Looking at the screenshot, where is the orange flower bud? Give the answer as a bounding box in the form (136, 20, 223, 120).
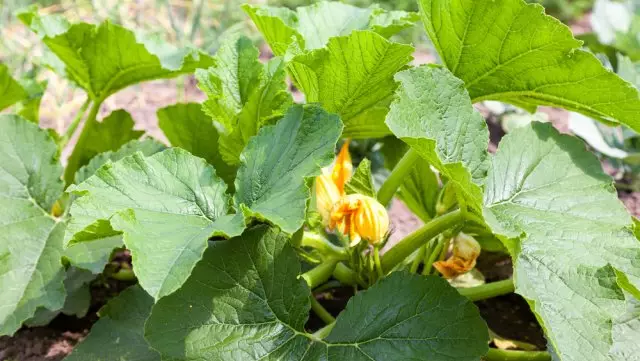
(331, 140, 352, 193)
(330, 194, 389, 247)
(433, 233, 481, 279)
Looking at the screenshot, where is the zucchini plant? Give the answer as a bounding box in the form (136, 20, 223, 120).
(1, 1, 639, 360)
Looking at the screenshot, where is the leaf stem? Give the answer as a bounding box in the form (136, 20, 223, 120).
(58, 98, 91, 150)
(483, 348, 551, 361)
(301, 260, 338, 290)
(63, 96, 105, 184)
(312, 322, 335, 339)
(422, 236, 445, 276)
(301, 232, 349, 261)
(310, 297, 336, 325)
(382, 210, 462, 272)
(373, 247, 383, 278)
(377, 148, 420, 205)
(409, 245, 426, 274)
(458, 279, 515, 302)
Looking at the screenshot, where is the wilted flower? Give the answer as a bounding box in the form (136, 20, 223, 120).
(315, 141, 352, 224)
(433, 233, 481, 279)
(329, 194, 389, 247)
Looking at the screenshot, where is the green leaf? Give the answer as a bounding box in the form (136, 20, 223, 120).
(386, 65, 489, 214)
(345, 158, 376, 197)
(64, 235, 122, 274)
(397, 160, 439, 222)
(26, 267, 95, 326)
(145, 225, 488, 360)
(15, 77, 47, 123)
(19, 9, 214, 101)
(234, 104, 342, 233)
(195, 36, 292, 165)
(419, 0, 640, 131)
(64, 285, 160, 361)
(0, 115, 66, 336)
(0, 64, 27, 111)
(290, 31, 414, 138)
(67, 148, 244, 300)
(157, 103, 236, 185)
(611, 294, 640, 359)
(483, 122, 640, 361)
(243, 2, 417, 55)
(74, 138, 166, 184)
(65, 109, 144, 184)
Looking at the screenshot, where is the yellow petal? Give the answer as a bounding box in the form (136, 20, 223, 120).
(316, 173, 342, 224)
(330, 194, 388, 247)
(332, 140, 353, 193)
(433, 233, 481, 279)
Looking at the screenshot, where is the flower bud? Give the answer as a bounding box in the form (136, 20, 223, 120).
(330, 194, 389, 247)
(331, 140, 353, 193)
(315, 172, 342, 224)
(433, 233, 481, 279)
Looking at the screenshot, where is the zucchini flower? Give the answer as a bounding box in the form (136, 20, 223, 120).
(329, 194, 389, 247)
(315, 141, 352, 224)
(433, 233, 481, 279)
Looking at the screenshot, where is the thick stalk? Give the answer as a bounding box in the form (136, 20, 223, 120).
(382, 210, 462, 272)
(377, 148, 421, 205)
(409, 245, 427, 274)
(301, 260, 338, 290)
(310, 297, 335, 325)
(59, 98, 91, 149)
(458, 279, 515, 302)
(483, 348, 551, 361)
(333, 262, 366, 288)
(301, 232, 348, 261)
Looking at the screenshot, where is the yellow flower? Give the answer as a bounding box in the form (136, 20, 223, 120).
(315, 141, 353, 224)
(329, 194, 389, 247)
(433, 233, 481, 279)
(316, 172, 342, 224)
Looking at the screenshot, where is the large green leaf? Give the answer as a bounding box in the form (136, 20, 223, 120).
(157, 103, 236, 185)
(67, 148, 244, 300)
(484, 123, 640, 361)
(386, 65, 489, 214)
(0, 115, 66, 336)
(19, 9, 214, 101)
(234, 104, 342, 233)
(196, 36, 292, 166)
(0, 64, 27, 111)
(290, 31, 414, 138)
(65, 285, 160, 361)
(68, 139, 165, 274)
(419, 0, 640, 131)
(75, 138, 166, 184)
(243, 2, 418, 55)
(65, 109, 144, 184)
(145, 225, 488, 360)
(397, 160, 439, 222)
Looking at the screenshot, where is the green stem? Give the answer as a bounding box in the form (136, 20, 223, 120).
(422, 236, 445, 276)
(301, 232, 349, 261)
(409, 245, 426, 274)
(301, 260, 338, 290)
(382, 210, 462, 272)
(333, 262, 366, 288)
(310, 297, 335, 325)
(58, 98, 91, 149)
(312, 322, 335, 339)
(458, 279, 515, 302)
(483, 348, 551, 361)
(373, 247, 383, 279)
(377, 148, 421, 206)
(64, 97, 104, 184)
